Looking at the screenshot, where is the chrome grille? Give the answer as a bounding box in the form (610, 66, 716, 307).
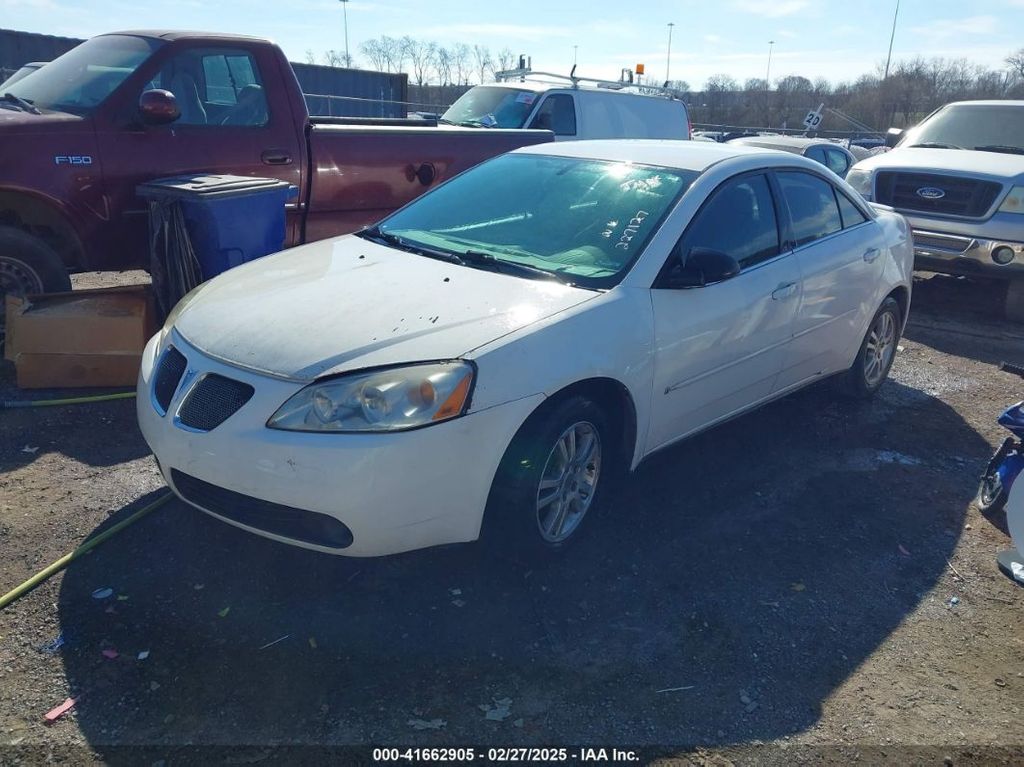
(153, 347, 187, 414)
(177, 374, 254, 431)
(875, 172, 1001, 218)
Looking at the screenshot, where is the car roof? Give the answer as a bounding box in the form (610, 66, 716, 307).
(944, 100, 1024, 107)
(730, 135, 844, 152)
(104, 30, 272, 43)
(512, 139, 785, 172)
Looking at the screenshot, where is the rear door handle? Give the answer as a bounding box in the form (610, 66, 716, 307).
(261, 150, 292, 165)
(863, 247, 881, 263)
(771, 282, 798, 301)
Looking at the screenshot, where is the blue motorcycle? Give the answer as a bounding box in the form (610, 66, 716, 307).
(977, 362, 1024, 513)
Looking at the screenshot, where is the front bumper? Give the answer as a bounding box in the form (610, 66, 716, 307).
(911, 228, 1024, 279)
(136, 330, 543, 556)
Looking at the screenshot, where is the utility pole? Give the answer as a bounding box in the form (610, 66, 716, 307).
(883, 0, 900, 79)
(666, 23, 675, 83)
(339, 0, 350, 67)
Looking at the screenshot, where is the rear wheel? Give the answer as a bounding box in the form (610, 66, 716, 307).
(837, 296, 901, 399)
(0, 226, 71, 344)
(484, 395, 613, 560)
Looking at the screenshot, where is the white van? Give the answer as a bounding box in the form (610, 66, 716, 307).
(439, 70, 691, 141)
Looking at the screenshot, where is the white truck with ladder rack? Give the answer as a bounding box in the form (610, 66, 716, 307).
(439, 58, 691, 141)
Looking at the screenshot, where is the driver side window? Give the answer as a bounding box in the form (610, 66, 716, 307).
(153, 48, 268, 127)
(680, 174, 780, 269)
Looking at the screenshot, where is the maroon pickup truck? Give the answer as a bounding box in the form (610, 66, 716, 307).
(0, 31, 551, 306)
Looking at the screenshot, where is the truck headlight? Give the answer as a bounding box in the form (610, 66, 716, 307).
(998, 186, 1024, 214)
(845, 168, 873, 199)
(267, 362, 475, 432)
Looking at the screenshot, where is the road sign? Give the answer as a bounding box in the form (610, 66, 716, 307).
(803, 103, 825, 130)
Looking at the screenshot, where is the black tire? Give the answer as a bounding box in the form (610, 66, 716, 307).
(0, 226, 71, 344)
(483, 395, 614, 560)
(976, 471, 1008, 514)
(837, 296, 902, 399)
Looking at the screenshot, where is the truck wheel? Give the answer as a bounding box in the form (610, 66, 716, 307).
(1007, 280, 1024, 324)
(0, 226, 71, 344)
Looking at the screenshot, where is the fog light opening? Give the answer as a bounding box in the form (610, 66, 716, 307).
(992, 246, 1016, 265)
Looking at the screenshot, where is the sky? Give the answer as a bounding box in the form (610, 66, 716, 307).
(4, 0, 1024, 87)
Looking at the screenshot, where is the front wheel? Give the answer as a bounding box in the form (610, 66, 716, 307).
(837, 296, 901, 399)
(977, 471, 1008, 514)
(484, 395, 613, 559)
(0, 226, 72, 345)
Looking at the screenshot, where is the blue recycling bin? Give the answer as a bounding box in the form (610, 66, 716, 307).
(138, 174, 298, 281)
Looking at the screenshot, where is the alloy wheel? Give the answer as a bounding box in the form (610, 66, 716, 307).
(535, 421, 602, 543)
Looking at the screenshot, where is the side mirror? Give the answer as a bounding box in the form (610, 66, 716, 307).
(884, 127, 904, 148)
(664, 247, 741, 288)
(139, 89, 180, 125)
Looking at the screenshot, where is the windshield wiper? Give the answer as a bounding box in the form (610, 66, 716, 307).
(908, 141, 963, 150)
(437, 117, 456, 125)
(460, 249, 569, 284)
(2, 92, 40, 115)
(974, 144, 1024, 156)
(357, 226, 465, 265)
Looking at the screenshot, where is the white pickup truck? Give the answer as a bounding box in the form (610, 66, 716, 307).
(846, 100, 1024, 319)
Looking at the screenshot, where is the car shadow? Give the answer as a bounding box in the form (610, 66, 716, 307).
(55, 374, 984, 753)
(903, 273, 1024, 368)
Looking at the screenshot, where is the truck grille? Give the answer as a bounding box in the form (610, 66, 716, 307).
(874, 172, 1001, 218)
(171, 469, 354, 549)
(153, 347, 187, 414)
(177, 374, 254, 431)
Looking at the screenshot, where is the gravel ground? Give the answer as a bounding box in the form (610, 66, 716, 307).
(1, 271, 1023, 764)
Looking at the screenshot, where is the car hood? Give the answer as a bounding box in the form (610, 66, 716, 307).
(855, 147, 1024, 182)
(173, 235, 599, 381)
(0, 107, 83, 131)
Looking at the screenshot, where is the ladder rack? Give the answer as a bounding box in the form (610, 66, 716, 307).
(494, 65, 684, 100)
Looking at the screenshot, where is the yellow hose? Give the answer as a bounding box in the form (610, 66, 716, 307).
(1, 391, 136, 409)
(0, 491, 173, 610)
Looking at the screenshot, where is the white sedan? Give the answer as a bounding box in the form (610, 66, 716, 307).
(138, 141, 913, 558)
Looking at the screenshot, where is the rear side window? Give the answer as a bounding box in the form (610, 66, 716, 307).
(682, 174, 780, 268)
(824, 148, 851, 177)
(777, 172, 842, 247)
(835, 190, 868, 228)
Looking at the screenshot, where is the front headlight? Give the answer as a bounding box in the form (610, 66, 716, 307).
(845, 168, 874, 199)
(267, 361, 475, 433)
(999, 186, 1024, 214)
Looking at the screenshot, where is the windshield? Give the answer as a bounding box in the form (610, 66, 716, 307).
(5, 35, 160, 115)
(440, 86, 539, 128)
(902, 104, 1024, 154)
(369, 154, 697, 289)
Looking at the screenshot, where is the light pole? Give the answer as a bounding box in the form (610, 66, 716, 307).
(883, 0, 900, 79)
(338, 0, 350, 67)
(765, 40, 775, 128)
(573, 45, 578, 68)
(666, 22, 675, 84)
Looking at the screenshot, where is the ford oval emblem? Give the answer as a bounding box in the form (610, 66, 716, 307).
(916, 186, 946, 200)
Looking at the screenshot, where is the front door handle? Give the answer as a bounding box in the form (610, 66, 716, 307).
(771, 282, 798, 300)
(261, 150, 292, 165)
(863, 247, 881, 263)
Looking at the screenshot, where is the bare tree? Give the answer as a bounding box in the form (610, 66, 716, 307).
(359, 38, 388, 71)
(1007, 48, 1024, 81)
(305, 49, 317, 65)
(435, 46, 453, 86)
(496, 47, 515, 73)
(473, 44, 493, 84)
(404, 37, 437, 86)
(452, 43, 472, 85)
(323, 49, 344, 67)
